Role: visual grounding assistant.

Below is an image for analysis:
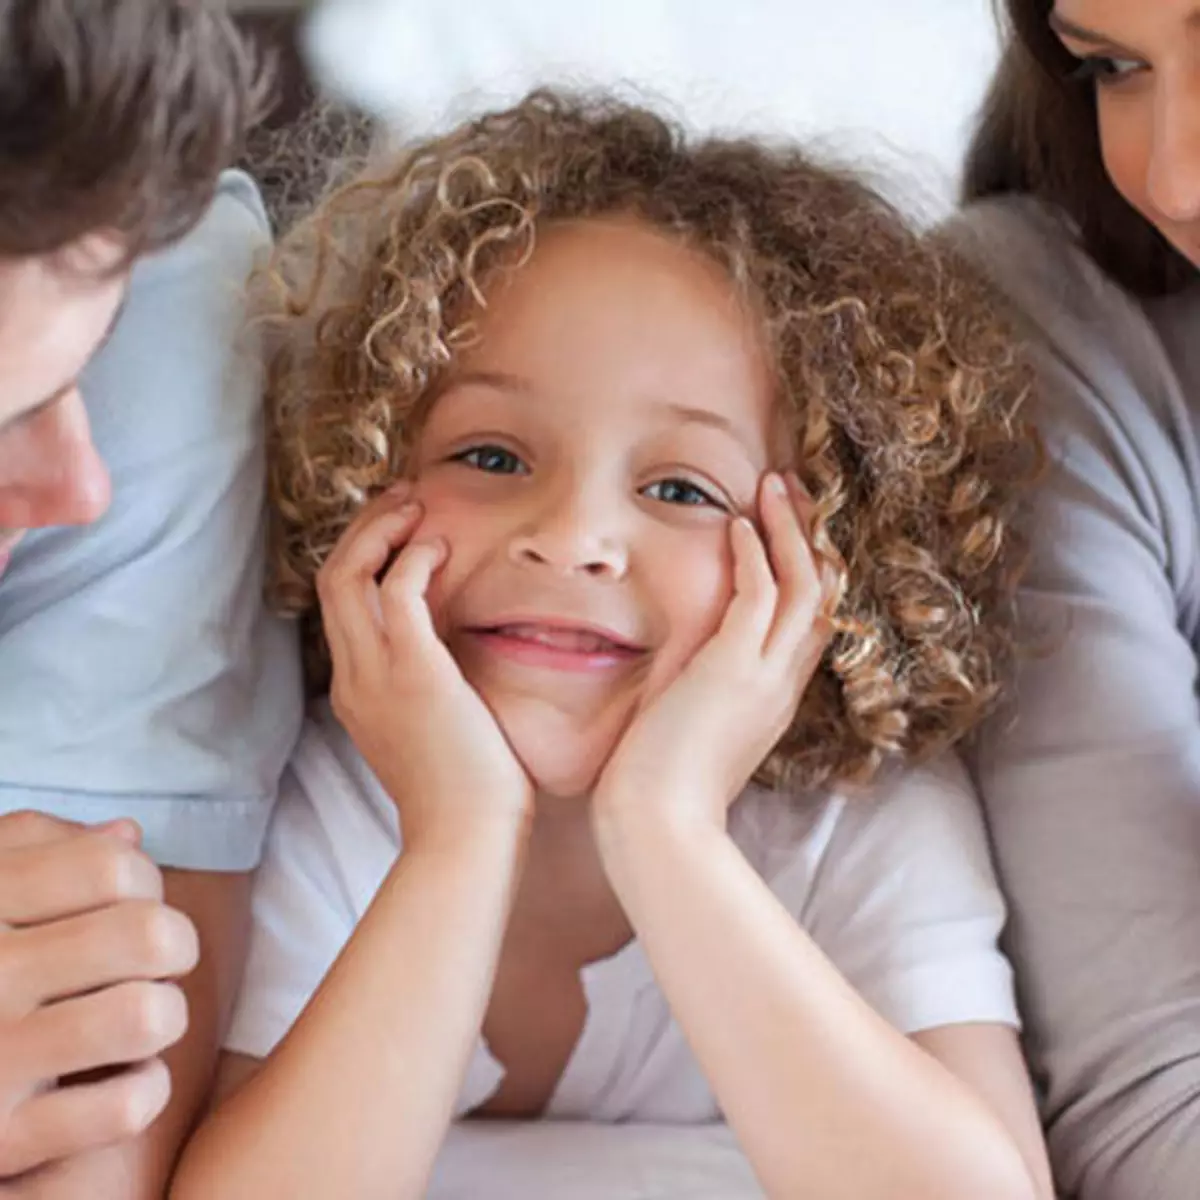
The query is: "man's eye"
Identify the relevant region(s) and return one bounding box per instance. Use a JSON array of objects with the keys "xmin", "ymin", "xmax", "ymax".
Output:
[
  {"xmin": 452, "ymin": 445, "xmax": 528, "ymax": 475},
  {"xmin": 644, "ymin": 478, "xmax": 723, "ymax": 509},
  {"xmin": 1069, "ymin": 54, "xmax": 1146, "ymax": 86}
]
